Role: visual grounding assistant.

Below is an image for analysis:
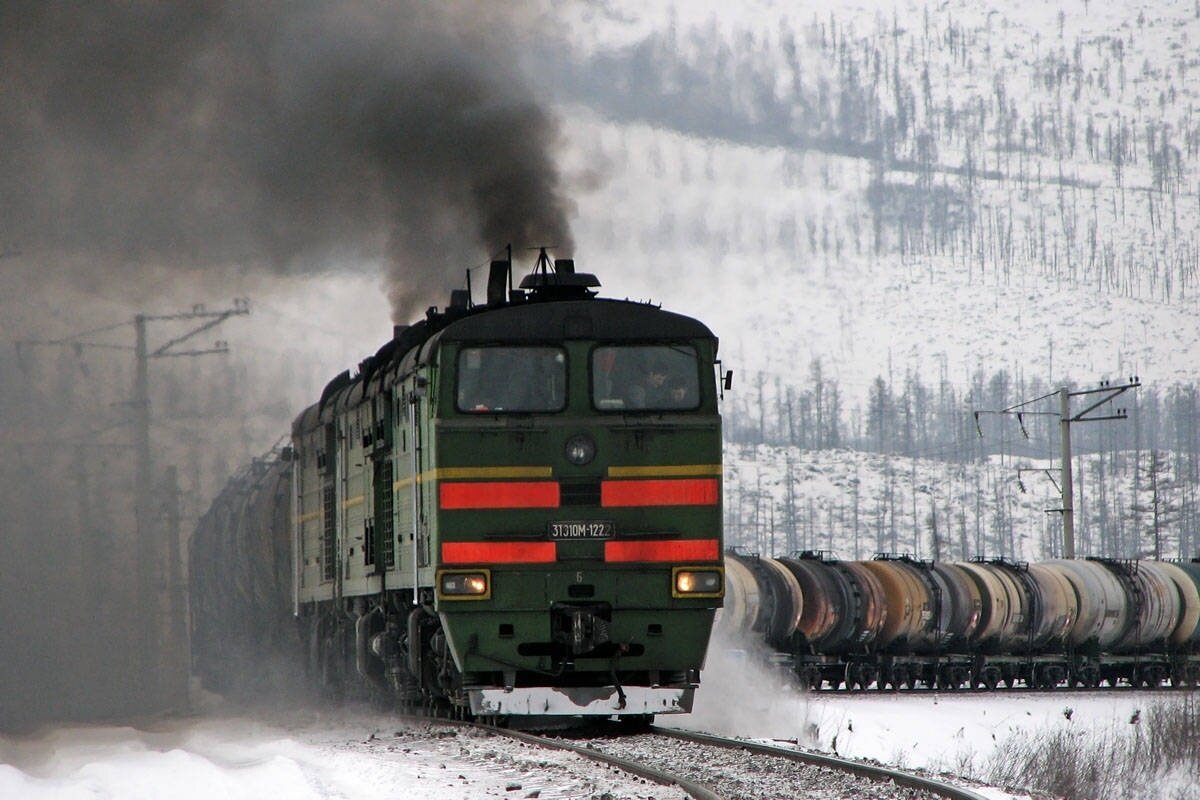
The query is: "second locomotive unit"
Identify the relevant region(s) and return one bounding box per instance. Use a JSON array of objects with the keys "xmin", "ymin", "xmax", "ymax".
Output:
[{"xmin": 288, "ymin": 251, "xmax": 726, "ymax": 718}]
